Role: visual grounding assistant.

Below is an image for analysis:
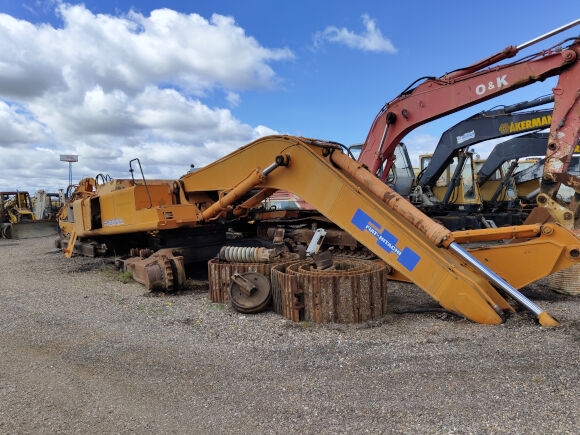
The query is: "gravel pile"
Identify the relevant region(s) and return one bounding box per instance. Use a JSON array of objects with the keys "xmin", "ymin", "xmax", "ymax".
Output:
[{"xmin": 0, "ymin": 237, "xmax": 578, "ymax": 433}]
